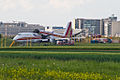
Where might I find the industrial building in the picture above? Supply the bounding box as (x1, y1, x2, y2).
(100, 14, 117, 37)
(73, 15, 118, 37)
(73, 18, 101, 35)
(0, 22, 44, 36)
(112, 21, 120, 37)
(45, 26, 65, 34)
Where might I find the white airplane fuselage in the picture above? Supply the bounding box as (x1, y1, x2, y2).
(13, 32, 49, 43)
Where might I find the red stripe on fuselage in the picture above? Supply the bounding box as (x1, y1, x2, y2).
(17, 37, 41, 40)
(39, 22, 72, 38)
(40, 32, 65, 38)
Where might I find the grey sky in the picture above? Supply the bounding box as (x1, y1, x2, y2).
(0, 0, 120, 26)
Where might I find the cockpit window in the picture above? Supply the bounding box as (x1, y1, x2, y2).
(18, 34, 21, 36)
(33, 34, 38, 36)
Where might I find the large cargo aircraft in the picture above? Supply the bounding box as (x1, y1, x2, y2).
(13, 32, 49, 43)
(13, 22, 72, 43)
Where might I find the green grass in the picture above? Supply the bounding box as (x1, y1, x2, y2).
(0, 45, 120, 51)
(1, 58, 120, 79)
(0, 40, 120, 79)
(0, 51, 120, 62)
(0, 58, 120, 77)
(0, 50, 120, 79)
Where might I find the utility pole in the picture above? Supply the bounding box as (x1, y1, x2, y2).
(5, 25, 7, 48)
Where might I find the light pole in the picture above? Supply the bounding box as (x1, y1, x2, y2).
(4, 25, 7, 48)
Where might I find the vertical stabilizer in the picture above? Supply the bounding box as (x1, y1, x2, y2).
(64, 22, 72, 38)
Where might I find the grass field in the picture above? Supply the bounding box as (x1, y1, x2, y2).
(1, 38, 120, 79)
(0, 50, 120, 79)
(1, 57, 120, 80)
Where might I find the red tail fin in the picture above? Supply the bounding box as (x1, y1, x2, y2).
(64, 22, 72, 38)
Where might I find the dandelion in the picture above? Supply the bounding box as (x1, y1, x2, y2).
(2, 64, 4, 66)
(47, 65, 50, 67)
(32, 64, 35, 66)
(53, 63, 55, 65)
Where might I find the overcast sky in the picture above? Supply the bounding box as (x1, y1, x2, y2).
(0, 0, 120, 26)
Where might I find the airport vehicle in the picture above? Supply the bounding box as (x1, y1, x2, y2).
(56, 38, 74, 45)
(13, 32, 49, 43)
(91, 38, 112, 43)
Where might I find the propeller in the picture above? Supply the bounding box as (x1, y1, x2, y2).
(33, 29, 50, 39)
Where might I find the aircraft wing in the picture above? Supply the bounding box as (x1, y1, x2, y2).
(72, 30, 86, 37)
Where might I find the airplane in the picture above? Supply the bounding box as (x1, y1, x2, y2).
(39, 22, 72, 41)
(13, 21, 72, 43)
(13, 32, 49, 43)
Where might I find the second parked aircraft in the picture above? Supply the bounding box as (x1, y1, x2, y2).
(13, 22, 73, 43)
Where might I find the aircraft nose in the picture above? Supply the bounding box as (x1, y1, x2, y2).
(13, 36, 17, 41)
